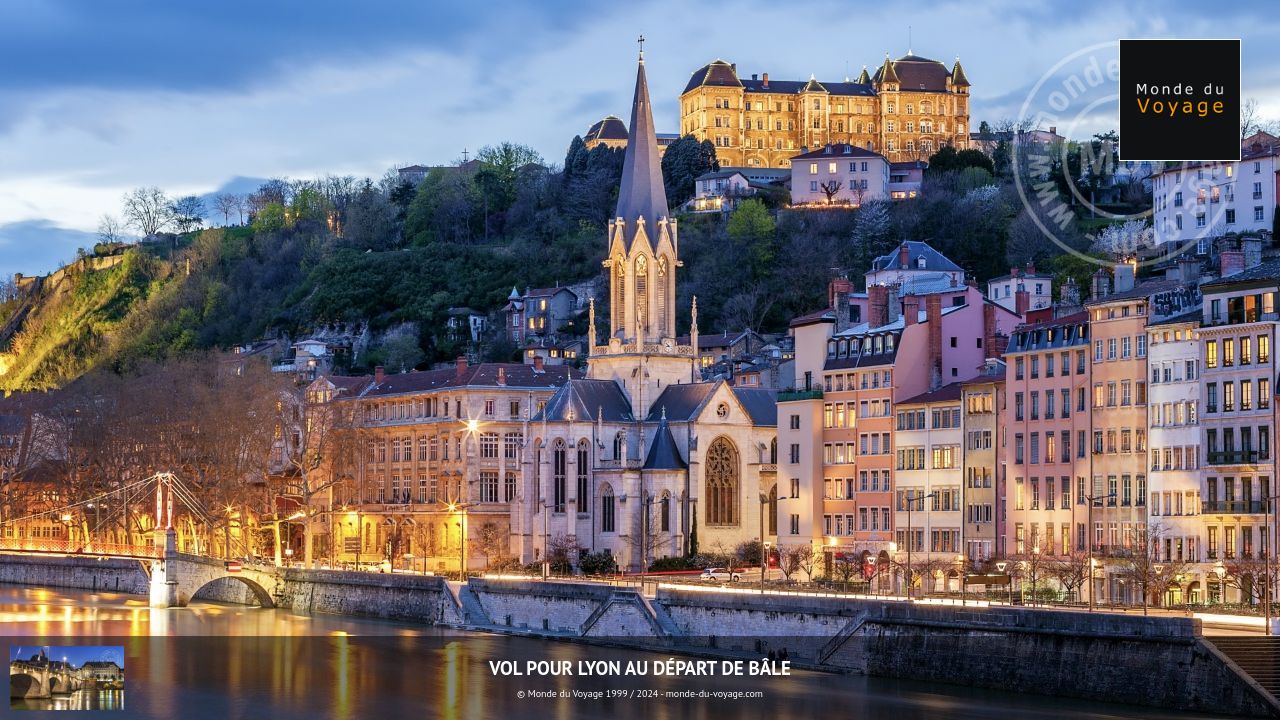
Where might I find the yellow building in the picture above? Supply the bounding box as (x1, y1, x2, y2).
(679, 52, 970, 167)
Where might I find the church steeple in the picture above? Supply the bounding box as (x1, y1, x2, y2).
(615, 39, 669, 240)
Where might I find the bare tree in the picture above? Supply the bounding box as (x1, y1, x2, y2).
(777, 543, 812, 583)
(1048, 551, 1091, 603)
(819, 179, 843, 204)
(1116, 525, 1190, 613)
(213, 194, 242, 226)
(1240, 98, 1280, 142)
(285, 382, 363, 568)
(96, 215, 126, 245)
(122, 187, 174, 238)
(170, 195, 206, 234)
(470, 520, 508, 569)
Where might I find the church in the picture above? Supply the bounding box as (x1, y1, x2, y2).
(517, 45, 778, 571)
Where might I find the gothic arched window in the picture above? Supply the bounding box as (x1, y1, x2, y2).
(601, 484, 616, 533)
(613, 254, 626, 337)
(635, 255, 649, 337)
(768, 484, 778, 534)
(552, 439, 566, 513)
(614, 431, 626, 461)
(656, 256, 669, 338)
(706, 437, 740, 526)
(576, 439, 590, 513)
(660, 492, 671, 532)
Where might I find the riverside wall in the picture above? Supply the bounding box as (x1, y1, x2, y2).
(1, 555, 1275, 717)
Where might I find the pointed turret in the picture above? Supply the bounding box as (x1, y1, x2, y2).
(644, 407, 687, 469)
(876, 54, 899, 86)
(951, 57, 970, 87)
(856, 65, 870, 85)
(615, 48, 669, 246)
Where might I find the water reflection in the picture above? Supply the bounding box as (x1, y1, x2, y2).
(13, 689, 124, 711)
(0, 585, 1235, 720)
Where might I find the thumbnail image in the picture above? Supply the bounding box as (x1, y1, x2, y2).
(10, 646, 124, 711)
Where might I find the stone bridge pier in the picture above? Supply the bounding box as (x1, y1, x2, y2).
(9, 661, 84, 699)
(148, 529, 282, 608)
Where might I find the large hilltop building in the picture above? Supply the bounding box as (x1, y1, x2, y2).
(679, 52, 971, 167)
(521, 47, 778, 571)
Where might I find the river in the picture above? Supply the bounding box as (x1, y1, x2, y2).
(1, 585, 1235, 719)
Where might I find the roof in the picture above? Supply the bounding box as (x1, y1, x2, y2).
(1005, 311, 1090, 354)
(536, 379, 634, 423)
(732, 387, 777, 426)
(789, 307, 835, 328)
(321, 375, 373, 394)
(646, 383, 717, 422)
(1085, 278, 1180, 304)
(683, 60, 744, 93)
(695, 167, 791, 183)
(525, 286, 576, 299)
(643, 415, 687, 469)
(950, 59, 970, 87)
(585, 115, 628, 142)
(790, 144, 888, 161)
(361, 363, 578, 398)
(675, 330, 755, 350)
(616, 56, 670, 249)
(890, 160, 929, 171)
(872, 53, 954, 91)
(898, 382, 965, 406)
(683, 60, 878, 96)
(1202, 258, 1280, 290)
(870, 241, 962, 273)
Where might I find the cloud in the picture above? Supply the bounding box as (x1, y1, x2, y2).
(0, 219, 98, 276)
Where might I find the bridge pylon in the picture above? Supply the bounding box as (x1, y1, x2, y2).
(148, 528, 179, 608)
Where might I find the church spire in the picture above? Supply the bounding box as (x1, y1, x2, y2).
(615, 36, 669, 240)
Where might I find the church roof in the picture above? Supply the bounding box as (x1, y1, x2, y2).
(951, 58, 970, 87)
(644, 414, 687, 469)
(615, 53, 670, 249)
(732, 387, 777, 427)
(535, 378, 634, 423)
(645, 383, 717, 422)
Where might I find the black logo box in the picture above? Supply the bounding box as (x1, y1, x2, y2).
(1119, 39, 1241, 162)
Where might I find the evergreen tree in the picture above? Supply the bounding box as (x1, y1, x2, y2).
(660, 135, 719, 206)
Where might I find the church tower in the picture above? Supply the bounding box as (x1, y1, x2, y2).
(589, 40, 696, 418)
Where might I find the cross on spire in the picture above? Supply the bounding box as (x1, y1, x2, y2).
(638, 34, 645, 62)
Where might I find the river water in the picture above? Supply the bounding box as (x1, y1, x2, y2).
(1, 585, 1234, 719)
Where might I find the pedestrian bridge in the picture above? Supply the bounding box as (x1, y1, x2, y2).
(150, 531, 284, 608)
(9, 659, 86, 699)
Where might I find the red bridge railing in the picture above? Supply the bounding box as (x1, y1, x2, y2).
(0, 537, 162, 559)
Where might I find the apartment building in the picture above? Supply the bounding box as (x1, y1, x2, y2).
(960, 362, 1005, 563)
(1198, 260, 1280, 602)
(895, 383, 966, 591)
(1002, 311, 1092, 567)
(1145, 308, 1205, 604)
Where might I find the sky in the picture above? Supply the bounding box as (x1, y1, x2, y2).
(2, 0, 1279, 276)
(10, 644, 123, 668)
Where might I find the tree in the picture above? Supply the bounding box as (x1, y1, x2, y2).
(1092, 219, 1153, 258)
(344, 180, 397, 250)
(818, 180, 843, 204)
(97, 215, 126, 245)
(547, 532, 581, 574)
(379, 327, 425, 372)
(1048, 551, 1091, 603)
(471, 521, 508, 569)
(213, 194, 243, 226)
(778, 543, 812, 583)
(726, 198, 777, 281)
(284, 383, 363, 568)
(122, 186, 174, 238)
(1116, 524, 1189, 613)
(1240, 98, 1280, 141)
(661, 135, 719, 206)
(847, 200, 894, 274)
(171, 195, 206, 233)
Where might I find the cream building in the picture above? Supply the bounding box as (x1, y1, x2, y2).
(521, 49, 778, 572)
(680, 52, 971, 167)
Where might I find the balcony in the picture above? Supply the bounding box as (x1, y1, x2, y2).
(1207, 450, 1262, 466)
(1202, 500, 1265, 514)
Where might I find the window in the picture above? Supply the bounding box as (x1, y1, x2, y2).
(480, 432, 498, 459)
(552, 440, 567, 513)
(706, 438, 740, 525)
(576, 441, 589, 513)
(601, 485, 615, 532)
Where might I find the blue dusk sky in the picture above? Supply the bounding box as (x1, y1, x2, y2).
(1, 0, 1278, 276)
(10, 645, 124, 668)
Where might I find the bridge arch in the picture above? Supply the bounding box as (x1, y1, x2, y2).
(47, 675, 64, 694)
(188, 576, 276, 608)
(10, 673, 42, 699)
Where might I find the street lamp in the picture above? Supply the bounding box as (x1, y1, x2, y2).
(996, 560, 1011, 604)
(447, 502, 473, 580)
(1214, 561, 1227, 606)
(758, 493, 772, 595)
(904, 491, 936, 600)
(1084, 491, 1117, 612)
(1151, 563, 1165, 617)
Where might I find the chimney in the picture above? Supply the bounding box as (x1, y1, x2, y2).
(1113, 263, 1135, 293)
(1178, 257, 1201, 284)
(1219, 250, 1245, 278)
(762, 72, 769, 89)
(1090, 269, 1111, 301)
(1015, 289, 1030, 317)
(374, 365, 385, 385)
(731, 63, 737, 72)
(1026, 261, 1036, 275)
(1243, 237, 1263, 268)
(1010, 266, 1021, 279)
(455, 356, 468, 378)
(886, 284, 902, 324)
(1060, 277, 1081, 309)
(982, 301, 997, 359)
(898, 242, 910, 269)
(903, 295, 921, 326)
(1049, 126, 1057, 135)
(533, 355, 545, 373)
(828, 276, 854, 308)
(497, 367, 506, 386)
(835, 292, 851, 333)
(868, 285, 889, 326)
(925, 295, 943, 390)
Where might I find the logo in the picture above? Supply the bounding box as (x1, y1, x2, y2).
(1119, 39, 1240, 162)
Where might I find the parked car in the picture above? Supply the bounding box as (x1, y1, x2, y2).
(699, 567, 742, 582)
